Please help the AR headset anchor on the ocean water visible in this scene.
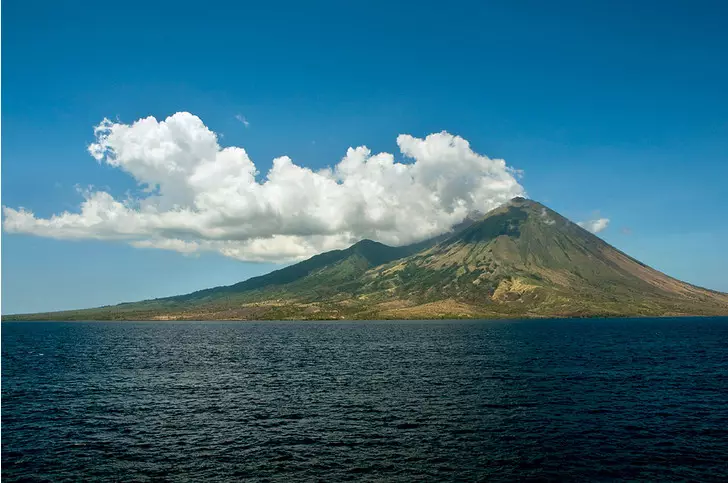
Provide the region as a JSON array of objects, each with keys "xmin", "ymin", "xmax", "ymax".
[{"xmin": 2, "ymin": 318, "xmax": 728, "ymax": 482}]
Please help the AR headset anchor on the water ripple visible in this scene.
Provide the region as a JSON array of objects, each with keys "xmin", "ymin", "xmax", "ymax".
[{"xmin": 3, "ymin": 318, "xmax": 728, "ymax": 481}]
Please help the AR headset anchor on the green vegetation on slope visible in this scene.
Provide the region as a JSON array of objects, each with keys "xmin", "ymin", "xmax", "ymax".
[{"xmin": 6, "ymin": 198, "xmax": 728, "ymax": 321}]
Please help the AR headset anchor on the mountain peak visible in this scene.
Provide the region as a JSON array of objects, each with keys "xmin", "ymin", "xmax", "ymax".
[
  {"xmin": 7, "ymin": 198, "xmax": 728, "ymax": 321},
  {"xmin": 451, "ymin": 197, "xmax": 553, "ymax": 245},
  {"xmin": 349, "ymin": 239, "xmax": 384, "ymax": 250},
  {"xmin": 504, "ymin": 196, "xmax": 545, "ymax": 211}
]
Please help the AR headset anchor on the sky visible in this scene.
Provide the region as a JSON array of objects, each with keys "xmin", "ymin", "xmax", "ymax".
[{"xmin": 2, "ymin": 0, "xmax": 727, "ymax": 314}]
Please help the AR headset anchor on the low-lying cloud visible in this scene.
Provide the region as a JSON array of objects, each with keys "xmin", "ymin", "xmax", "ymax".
[
  {"xmin": 577, "ymin": 218, "xmax": 610, "ymax": 234},
  {"xmin": 2, "ymin": 112, "xmax": 526, "ymax": 262}
]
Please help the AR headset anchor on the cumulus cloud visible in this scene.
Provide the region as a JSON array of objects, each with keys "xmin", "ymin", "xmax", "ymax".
[
  {"xmin": 577, "ymin": 218, "xmax": 610, "ymax": 234},
  {"xmin": 2, "ymin": 112, "xmax": 525, "ymax": 262}
]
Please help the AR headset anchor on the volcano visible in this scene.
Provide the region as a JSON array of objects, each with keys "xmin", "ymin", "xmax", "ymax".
[{"xmin": 7, "ymin": 198, "xmax": 728, "ymax": 320}]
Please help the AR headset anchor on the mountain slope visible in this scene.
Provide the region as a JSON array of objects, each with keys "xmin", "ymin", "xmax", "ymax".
[
  {"xmin": 6, "ymin": 198, "xmax": 728, "ymax": 320},
  {"xmin": 354, "ymin": 197, "xmax": 728, "ymax": 318}
]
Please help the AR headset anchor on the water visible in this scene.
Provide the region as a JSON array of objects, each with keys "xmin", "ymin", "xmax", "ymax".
[{"xmin": 2, "ymin": 318, "xmax": 728, "ymax": 481}]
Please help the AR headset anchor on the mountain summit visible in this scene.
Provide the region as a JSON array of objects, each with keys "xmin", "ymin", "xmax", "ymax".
[{"xmin": 7, "ymin": 198, "xmax": 728, "ymax": 320}]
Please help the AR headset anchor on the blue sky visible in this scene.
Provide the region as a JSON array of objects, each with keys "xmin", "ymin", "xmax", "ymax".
[{"xmin": 2, "ymin": 0, "xmax": 727, "ymax": 314}]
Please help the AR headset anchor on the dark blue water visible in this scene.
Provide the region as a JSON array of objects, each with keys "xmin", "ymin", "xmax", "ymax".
[{"xmin": 3, "ymin": 318, "xmax": 728, "ymax": 481}]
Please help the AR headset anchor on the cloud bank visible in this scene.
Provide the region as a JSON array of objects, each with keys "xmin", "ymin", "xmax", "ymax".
[
  {"xmin": 2, "ymin": 112, "xmax": 525, "ymax": 262},
  {"xmin": 577, "ymin": 218, "xmax": 610, "ymax": 234}
]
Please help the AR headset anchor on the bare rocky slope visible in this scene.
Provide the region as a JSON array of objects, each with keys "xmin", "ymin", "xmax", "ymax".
[{"xmin": 7, "ymin": 198, "xmax": 728, "ymax": 320}]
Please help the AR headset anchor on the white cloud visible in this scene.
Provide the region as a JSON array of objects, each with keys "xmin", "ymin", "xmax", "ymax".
[
  {"xmin": 540, "ymin": 208, "xmax": 556, "ymax": 225},
  {"xmin": 130, "ymin": 238, "xmax": 201, "ymax": 255},
  {"xmin": 577, "ymin": 218, "xmax": 610, "ymax": 234},
  {"xmin": 235, "ymin": 114, "xmax": 250, "ymax": 127},
  {"xmin": 3, "ymin": 112, "xmax": 525, "ymax": 262}
]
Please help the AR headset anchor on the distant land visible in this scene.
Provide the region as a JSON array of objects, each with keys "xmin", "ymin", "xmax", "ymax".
[{"xmin": 5, "ymin": 198, "xmax": 728, "ymax": 321}]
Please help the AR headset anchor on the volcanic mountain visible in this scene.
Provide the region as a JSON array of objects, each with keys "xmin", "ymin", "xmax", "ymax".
[{"xmin": 7, "ymin": 198, "xmax": 728, "ymax": 320}]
